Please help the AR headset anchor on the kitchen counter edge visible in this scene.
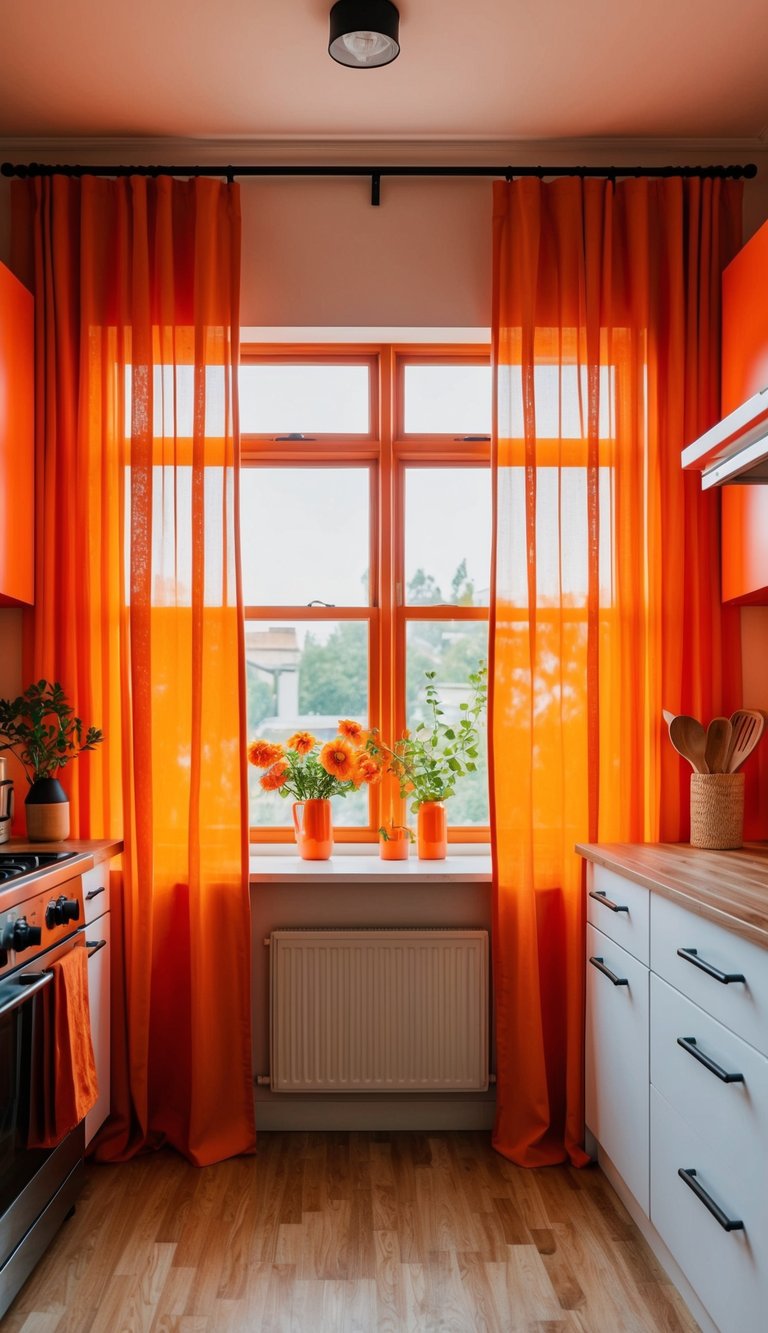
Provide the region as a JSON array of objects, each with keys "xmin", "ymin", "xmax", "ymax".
[
  {"xmin": 4, "ymin": 837, "xmax": 123, "ymax": 868},
  {"xmin": 577, "ymin": 840, "xmax": 768, "ymax": 949}
]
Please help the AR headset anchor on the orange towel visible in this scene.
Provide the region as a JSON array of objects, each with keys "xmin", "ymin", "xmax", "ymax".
[{"xmin": 28, "ymin": 946, "xmax": 99, "ymax": 1149}]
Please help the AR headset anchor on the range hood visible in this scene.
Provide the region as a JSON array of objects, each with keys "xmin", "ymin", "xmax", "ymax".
[{"xmin": 682, "ymin": 388, "xmax": 768, "ymax": 489}]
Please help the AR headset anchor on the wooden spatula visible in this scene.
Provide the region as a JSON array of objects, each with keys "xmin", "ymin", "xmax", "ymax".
[
  {"xmin": 726, "ymin": 710, "xmax": 765, "ymax": 772},
  {"xmin": 704, "ymin": 717, "xmax": 732, "ymax": 774},
  {"xmin": 669, "ymin": 715, "xmax": 709, "ymax": 773}
]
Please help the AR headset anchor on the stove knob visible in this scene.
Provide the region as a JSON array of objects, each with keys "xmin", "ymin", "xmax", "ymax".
[
  {"xmin": 12, "ymin": 917, "xmax": 42, "ymax": 951},
  {"xmin": 45, "ymin": 896, "xmax": 81, "ymax": 927}
]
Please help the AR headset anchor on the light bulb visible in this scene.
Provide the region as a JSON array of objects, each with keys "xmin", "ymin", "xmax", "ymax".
[{"xmin": 341, "ymin": 29, "xmax": 390, "ymax": 63}]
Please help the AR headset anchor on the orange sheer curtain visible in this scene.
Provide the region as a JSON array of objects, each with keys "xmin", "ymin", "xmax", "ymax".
[
  {"xmin": 12, "ymin": 175, "xmax": 256, "ymax": 1165},
  {"xmin": 490, "ymin": 176, "xmax": 743, "ymax": 1167}
]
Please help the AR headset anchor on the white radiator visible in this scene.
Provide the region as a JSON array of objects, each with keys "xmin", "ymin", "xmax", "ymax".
[{"xmin": 268, "ymin": 929, "xmax": 489, "ymax": 1093}]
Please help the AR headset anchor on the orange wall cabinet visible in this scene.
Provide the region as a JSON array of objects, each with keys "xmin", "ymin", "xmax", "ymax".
[
  {"xmin": 721, "ymin": 221, "xmax": 768, "ymax": 604},
  {"xmin": 0, "ymin": 262, "xmax": 33, "ymax": 607}
]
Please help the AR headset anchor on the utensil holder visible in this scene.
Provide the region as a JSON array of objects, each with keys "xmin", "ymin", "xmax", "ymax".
[{"xmin": 690, "ymin": 773, "xmax": 744, "ymax": 850}]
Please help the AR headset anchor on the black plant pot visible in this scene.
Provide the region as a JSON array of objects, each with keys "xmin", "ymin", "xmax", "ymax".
[
  {"xmin": 25, "ymin": 778, "xmax": 68, "ymax": 805},
  {"xmin": 25, "ymin": 777, "xmax": 69, "ymax": 840}
]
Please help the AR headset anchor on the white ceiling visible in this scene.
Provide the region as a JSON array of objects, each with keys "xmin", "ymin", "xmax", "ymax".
[{"xmin": 1, "ymin": 0, "xmax": 767, "ymax": 143}]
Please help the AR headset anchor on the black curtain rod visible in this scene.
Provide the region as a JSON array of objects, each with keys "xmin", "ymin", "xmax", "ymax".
[{"xmin": 1, "ymin": 160, "xmax": 757, "ymax": 207}]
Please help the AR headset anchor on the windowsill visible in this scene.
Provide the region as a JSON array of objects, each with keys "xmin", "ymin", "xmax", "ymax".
[{"xmin": 250, "ymin": 846, "xmax": 492, "ymax": 884}]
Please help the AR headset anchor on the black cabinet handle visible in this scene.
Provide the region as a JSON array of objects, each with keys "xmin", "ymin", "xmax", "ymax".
[
  {"xmin": 678, "ymin": 1168, "xmax": 744, "ymax": 1232},
  {"xmin": 589, "ymin": 955, "xmax": 629, "ymax": 986},
  {"xmin": 86, "ymin": 939, "xmax": 107, "ymax": 957},
  {"xmin": 677, "ymin": 948, "xmax": 746, "ymax": 985},
  {"xmin": 85, "ymin": 886, "xmax": 106, "ymax": 901},
  {"xmin": 677, "ymin": 1037, "xmax": 745, "ymax": 1084},
  {"xmin": 589, "ymin": 890, "xmax": 629, "ymax": 914}
]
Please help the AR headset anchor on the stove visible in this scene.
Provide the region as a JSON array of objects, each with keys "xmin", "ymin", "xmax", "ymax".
[
  {"xmin": 0, "ymin": 852, "xmax": 84, "ymax": 980},
  {"xmin": 0, "ymin": 847, "xmax": 89, "ymax": 1318},
  {"xmin": 0, "ymin": 851, "xmax": 78, "ymax": 884}
]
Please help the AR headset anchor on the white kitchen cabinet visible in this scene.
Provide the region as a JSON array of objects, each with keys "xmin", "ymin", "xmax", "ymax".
[
  {"xmin": 583, "ymin": 852, "xmax": 768, "ymax": 1333},
  {"xmin": 650, "ymin": 972, "xmax": 768, "ymax": 1181},
  {"xmin": 585, "ymin": 920, "xmax": 649, "ymax": 1213},
  {"xmin": 586, "ymin": 863, "xmax": 650, "ymax": 964},
  {"xmin": 81, "ymin": 861, "xmax": 112, "ymax": 1146},
  {"xmin": 651, "ymin": 893, "xmax": 768, "ymax": 1058},
  {"xmin": 651, "ymin": 1086, "xmax": 768, "ymax": 1333}
]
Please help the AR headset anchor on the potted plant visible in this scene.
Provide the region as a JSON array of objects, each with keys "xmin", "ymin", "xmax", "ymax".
[
  {"xmin": 0, "ymin": 680, "xmax": 104, "ymax": 841},
  {"xmin": 247, "ymin": 720, "xmax": 381, "ymax": 860},
  {"xmin": 370, "ymin": 662, "xmax": 487, "ymax": 860},
  {"xmin": 378, "ymin": 821, "xmax": 415, "ymax": 861}
]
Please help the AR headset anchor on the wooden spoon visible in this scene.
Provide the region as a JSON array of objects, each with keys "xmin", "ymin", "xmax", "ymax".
[
  {"xmin": 668, "ymin": 715, "xmax": 709, "ymax": 773},
  {"xmin": 704, "ymin": 717, "xmax": 732, "ymax": 774},
  {"xmin": 726, "ymin": 709, "xmax": 765, "ymax": 772}
]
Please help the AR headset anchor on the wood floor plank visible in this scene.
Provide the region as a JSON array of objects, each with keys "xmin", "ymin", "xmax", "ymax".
[{"xmin": 4, "ymin": 1132, "xmax": 701, "ymax": 1332}]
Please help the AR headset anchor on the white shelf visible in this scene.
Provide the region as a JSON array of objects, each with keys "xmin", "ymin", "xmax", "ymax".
[{"xmin": 250, "ymin": 853, "xmax": 492, "ymax": 884}]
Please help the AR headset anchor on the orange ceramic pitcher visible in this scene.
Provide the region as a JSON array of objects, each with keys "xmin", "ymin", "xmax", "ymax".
[
  {"xmin": 417, "ymin": 801, "xmax": 447, "ymax": 860},
  {"xmin": 292, "ymin": 798, "xmax": 333, "ymax": 860}
]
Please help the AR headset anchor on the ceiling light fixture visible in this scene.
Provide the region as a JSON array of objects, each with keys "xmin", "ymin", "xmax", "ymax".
[{"xmin": 328, "ymin": 0, "xmax": 400, "ymax": 69}]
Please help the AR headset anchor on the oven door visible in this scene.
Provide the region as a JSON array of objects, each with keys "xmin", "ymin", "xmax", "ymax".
[{"xmin": 0, "ymin": 933, "xmax": 86, "ymax": 1307}]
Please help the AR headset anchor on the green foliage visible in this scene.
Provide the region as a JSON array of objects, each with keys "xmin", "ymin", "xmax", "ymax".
[
  {"xmin": 372, "ymin": 661, "xmax": 488, "ymax": 813},
  {"xmin": 246, "ymin": 662, "xmax": 274, "ymax": 730},
  {"xmin": 378, "ymin": 823, "xmax": 415, "ymax": 843},
  {"xmin": 298, "ymin": 623, "xmax": 367, "ymax": 717},
  {"xmin": 0, "ymin": 680, "xmax": 104, "ymax": 785},
  {"xmin": 407, "ymin": 568, "xmax": 445, "ymax": 606}
]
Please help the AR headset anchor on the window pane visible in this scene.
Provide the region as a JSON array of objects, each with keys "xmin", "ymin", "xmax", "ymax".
[
  {"xmin": 498, "ymin": 365, "xmax": 616, "ymax": 438},
  {"xmin": 246, "ymin": 619, "xmax": 369, "ymax": 826},
  {"xmin": 405, "ymin": 468, "xmax": 490, "ymax": 606},
  {"xmin": 239, "ymin": 364, "xmax": 370, "ymax": 434},
  {"xmin": 404, "ymin": 364, "xmax": 491, "ymax": 435},
  {"xmin": 495, "ymin": 466, "xmax": 612, "ymax": 606},
  {"xmin": 241, "ymin": 468, "xmax": 370, "ymax": 605},
  {"xmin": 406, "ymin": 620, "xmax": 489, "ymax": 826}
]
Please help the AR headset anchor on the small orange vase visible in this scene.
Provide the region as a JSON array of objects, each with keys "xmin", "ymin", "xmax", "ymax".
[
  {"xmin": 378, "ymin": 828, "xmax": 411, "ymax": 861},
  {"xmin": 417, "ymin": 801, "xmax": 447, "ymax": 860},
  {"xmin": 292, "ymin": 799, "xmax": 333, "ymax": 860}
]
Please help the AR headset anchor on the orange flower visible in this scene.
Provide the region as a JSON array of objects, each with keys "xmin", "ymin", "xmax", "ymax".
[
  {"xmin": 354, "ymin": 754, "xmax": 381, "ymax": 787},
  {"xmin": 287, "ymin": 731, "xmax": 316, "ymax": 756},
  {"xmin": 248, "ymin": 739, "xmax": 285, "ymax": 769},
  {"xmin": 319, "ymin": 737, "xmax": 356, "ymax": 781},
  {"xmin": 259, "ymin": 759, "xmax": 289, "ymax": 791},
  {"xmin": 338, "ymin": 718, "xmax": 364, "ymax": 744}
]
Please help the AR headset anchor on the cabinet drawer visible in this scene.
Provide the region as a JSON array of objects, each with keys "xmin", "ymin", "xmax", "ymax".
[
  {"xmin": 651, "ymin": 973, "xmax": 768, "ymax": 1182},
  {"xmin": 651, "ymin": 894, "xmax": 768, "ymax": 1057},
  {"xmin": 81, "ymin": 863, "xmax": 110, "ymax": 925},
  {"xmin": 651, "ymin": 1086, "xmax": 768, "ymax": 1333},
  {"xmin": 586, "ymin": 924, "xmax": 649, "ymax": 1213},
  {"xmin": 586, "ymin": 864, "xmax": 649, "ymax": 964}
]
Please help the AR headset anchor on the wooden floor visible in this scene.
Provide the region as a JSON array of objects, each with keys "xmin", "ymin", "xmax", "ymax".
[{"xmin": 5, "ymin": 1131, "xmax": 699, "ymax": 1333}]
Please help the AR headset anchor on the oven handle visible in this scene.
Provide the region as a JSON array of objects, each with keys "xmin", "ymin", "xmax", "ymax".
[{"xmin": 0, "ymin": 970, "xmax": 53, "ymax": 1017}]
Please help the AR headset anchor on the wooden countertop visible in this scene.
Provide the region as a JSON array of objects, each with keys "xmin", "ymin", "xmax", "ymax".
[{"xmin": 577, "ymin": 841, "xmax": 768, "ymax": 949}]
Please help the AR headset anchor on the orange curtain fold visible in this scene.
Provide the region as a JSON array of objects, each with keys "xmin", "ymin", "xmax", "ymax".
[
  {"xmin": 490, "ymin": 176, "xmax": 743, "ymax": 1167},
  {"xmin": 11, "ymin": 175, "xmax": 256, "ymax": 1166}
]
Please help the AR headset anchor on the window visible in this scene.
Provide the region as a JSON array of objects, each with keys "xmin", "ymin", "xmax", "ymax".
[{"xmin": 240, "ymin": 346, "xmax": 491, "ymax": 841}]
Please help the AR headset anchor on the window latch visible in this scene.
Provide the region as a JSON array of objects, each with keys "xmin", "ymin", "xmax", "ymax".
[
  {"xmin": 273, "ymin": 433, "xmax": 317, "ymax": 441},
  {"xmin": 307, "ymin": 599, "xmax": 336, "ymax": 608}
]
